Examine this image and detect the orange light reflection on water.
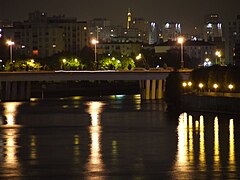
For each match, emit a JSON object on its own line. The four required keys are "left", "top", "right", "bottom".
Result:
{"left": 85, "top": 101, "right": 105, "bottom": 177}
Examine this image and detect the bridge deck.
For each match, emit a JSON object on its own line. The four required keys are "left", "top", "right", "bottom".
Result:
{"left": 0, "top": 70, "right": 191, "bottom": 81}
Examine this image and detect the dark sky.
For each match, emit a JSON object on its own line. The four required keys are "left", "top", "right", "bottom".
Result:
{"left": 1, "top": 0, "right": 240, "bottom": 34}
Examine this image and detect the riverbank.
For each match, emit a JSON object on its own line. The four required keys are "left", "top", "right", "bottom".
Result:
{"left": 181, "top": 93, "right": 240, "bottom": 114}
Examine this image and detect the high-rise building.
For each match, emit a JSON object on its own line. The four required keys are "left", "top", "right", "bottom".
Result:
{"left": 149, "top": 22, "right": 158, "bottom": 45}
{"left": 127, "top": 8, "right": 132, "bottom": 29}
{"left": 89, "top": 18, "right": 111, "bottom": 41}
{"left": 204, "top": 14, "right": 223, "bottom": 42}
{"left": 3, "top": 11, "right": 88, "bottom": 58}
{"left": 162, "top": 22, "right": 181, "bottom": 42}
{"left": 225, "top": 15, "right": 240, "bottom": 65}
{"left": 131, "top": 18, "right": 149, "bottom": 43}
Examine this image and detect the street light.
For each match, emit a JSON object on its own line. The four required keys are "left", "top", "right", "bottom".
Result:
{"left": 177, "top": 36, "right": 185, "bottom": 69}
{"left": 215, "top": 50, "right": 221, "bottom": 65}
{"left": 182, "top": 82, "right": 187, "bottom": 87}
{"left": 136, "top": 53, "right": 148, "bottom": 69}
{"left": 6, "top": 40, "right": 15, "bottom": 66}
{"left": 91, "top": 38, "right": 99, "bottom": 69}
{"left": 198, "top": 83, "right": 204, "bottom": 92}
{"left": 213, "top": 83, "right": 218, "bottom": 92}
{"left": 228, "top": 84, "right": 234, "bottom": 91}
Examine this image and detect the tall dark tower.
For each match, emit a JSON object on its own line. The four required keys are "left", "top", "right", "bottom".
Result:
{"left": 127, "top": 8, "right": 132, "bottom": 29}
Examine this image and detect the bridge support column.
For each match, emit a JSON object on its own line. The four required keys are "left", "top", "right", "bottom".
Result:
{"left": 156, "top": 80, "right": 163, "bottom": 99}
{"left": 1, "top": 81, "right": 31, "bottom": 101}
{"left": 145, "top": 80, "right": 151, "bottom": 100}
{"left": 140, "top": 80, "right": 165, "bottom": 100}
{"left": 151, "top": 80, "right": 156, "bottom": 100}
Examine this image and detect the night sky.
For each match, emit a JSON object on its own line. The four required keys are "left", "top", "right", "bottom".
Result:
{"left": 1, "top": 0, "right": 240, "bottom": 34}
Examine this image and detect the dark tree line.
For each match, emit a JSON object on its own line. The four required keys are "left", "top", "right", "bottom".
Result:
{"left": 191, "top": 65, "right": 240, "bottom": 92}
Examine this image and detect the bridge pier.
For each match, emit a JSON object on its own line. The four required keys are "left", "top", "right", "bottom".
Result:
{"left": 140, "top": 80, "right": 165, "bottom": 100}
{"left": 0, "top": 81, "right": 31, "bottom": 101}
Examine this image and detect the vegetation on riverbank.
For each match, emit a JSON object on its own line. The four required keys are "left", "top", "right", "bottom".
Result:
{"left": 190, "top": 65, "right": 240, "bottom": 92}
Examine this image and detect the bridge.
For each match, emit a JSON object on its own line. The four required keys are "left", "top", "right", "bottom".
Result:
{"left": 0, "top": 70, "right": 191, "bottom": 101}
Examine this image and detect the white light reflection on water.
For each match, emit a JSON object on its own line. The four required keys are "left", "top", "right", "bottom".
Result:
{"left": 85, "top": 101, "right": 105, "bottom": 177}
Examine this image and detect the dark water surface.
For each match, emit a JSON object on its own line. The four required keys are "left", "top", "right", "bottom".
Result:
{"left": 0, "top": 95, "right": 239, "bottom": 179}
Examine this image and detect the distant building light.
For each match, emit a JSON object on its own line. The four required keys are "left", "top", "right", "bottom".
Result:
{"left": 52, "top": 44, "right": 56, "bottom": 48}
{"left": 207, "top": 23, "right": 212, "bottom": 28}
{"left": 21, "top": 45, "right": 25, "bottom": 48}
{"left": 217, "top": 23, "right": 222, "bottom": 29}
{"left": 33, "top": 50, "right": 39, "bottom": 55}
{"left": 84, "top": 27, "right": 87, "bottom": 30}
{"left": 165, "top": 23, "right": 170, "bottom": 29}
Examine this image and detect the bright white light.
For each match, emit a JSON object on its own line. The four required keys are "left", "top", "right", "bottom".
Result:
{"left": 207, "top": 23, "right": 212, "bottom": 28}
{"left": 91, "top": 39, "right": 99, "bottom": 45}
{"left": 6, "top": 40, "right": 15, "bottom": 46}
{"left": 165, "top": 23, "right": 170, "bottom": 29}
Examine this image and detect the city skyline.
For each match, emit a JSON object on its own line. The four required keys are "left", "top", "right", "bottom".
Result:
{"left": 1, "top": 0, "right": 240, "bottom": 34}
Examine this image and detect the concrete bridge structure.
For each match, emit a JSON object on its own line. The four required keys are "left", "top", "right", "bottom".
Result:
{"left": 0, "top": 70, "right": 191, "bottom": 101}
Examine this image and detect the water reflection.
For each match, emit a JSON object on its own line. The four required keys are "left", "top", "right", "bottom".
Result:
{"left": 1, "top": 102, "right": 22, "bottom": 176}
{"left": 174, "top": 113, "right": 238, "bottom": 179}
{"left": 214, "top": 117, "right": 220, "bottom": 171}
{"left": 3, "top": 102, "right": 22, "bottom": 126}
{"left": 229, "top": 119, "right": 236, "bottom": 178}
{"left": 199, "top": 115, "right": 206, "bottom": 171}
{"left": 30, "top": 135, "right": 37, "bottom": 160}
{"left": 175, "top": 112, "right": 188, "bottom": 172}
{"left": 85, "top": 101, "right": 105, "bottom": 177}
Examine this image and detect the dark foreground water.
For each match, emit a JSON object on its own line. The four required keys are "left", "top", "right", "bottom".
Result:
{"left": 0, "top": 95, "right": 239, "bottom": 179}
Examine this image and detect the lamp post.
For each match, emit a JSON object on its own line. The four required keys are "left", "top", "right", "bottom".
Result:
{"left": 136, "top": 53, "right": 149, "bottom": 69}
{"left": 198, "top": 83, "right": 204, "bottom": 92}
{"left": 177, "top": 36, "right": 185, "bottom": 69}
{"left": 91, "top": 38, "right": 99, "bottom": 69}
{"left": 228, "top": 84, "right": 234, "bottom": 92}
{"left": 6, "top": 40, "right": 15, "bottom": 69}
{"left": 215, "top": 50, "right": 221, "bottom": 65}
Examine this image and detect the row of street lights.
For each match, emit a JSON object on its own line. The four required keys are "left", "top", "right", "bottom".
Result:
{"left": 4, "top": 37, "right": 223, "bottom": 71}
{"left": 182, "top": 81, "right": 234, "bottom": 92}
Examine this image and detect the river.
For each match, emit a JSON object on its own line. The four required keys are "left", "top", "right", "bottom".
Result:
{"left": 0, "top": 94, "right": 239, "bottom": 179}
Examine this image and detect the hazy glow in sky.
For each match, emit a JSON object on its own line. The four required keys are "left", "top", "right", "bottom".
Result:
{"left": 1, "top": 0, "right": 239, "bottom": 33}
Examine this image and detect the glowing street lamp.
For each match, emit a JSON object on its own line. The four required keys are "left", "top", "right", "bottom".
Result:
{"left": 6, "top": 40, "right": 15, "bottom": 64}
{"left": 91, "top": 38, "right": 99, "bottom": 68}
{"left": 188, "top": 81, "right": 192, "bottom": 87}
{"left": 215, "top": 50, "right": 222, "bottom": 65}
{"left": 61, "top": 58, "right": 66, "bottom": 70}
{"left": 199, "top": 83, "right": 204, "bottom": 92}
{"left": 228, "top": 84, "right": 234, "bottom": 91}
{"left": 177, "top": 36, "right": 185, "bottom": 69}
{"left": 136, "top": 53, "right": 148, "bottom": 69}
{"left": 182, "top": 82, "right": 187, "bottom": 87}
{"left": 199, "top": 83, "right": 204, "bottom": 89}
{"left": 213, "top": 83, "right": 218, "bottom": 91}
